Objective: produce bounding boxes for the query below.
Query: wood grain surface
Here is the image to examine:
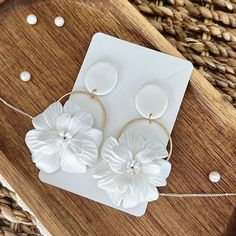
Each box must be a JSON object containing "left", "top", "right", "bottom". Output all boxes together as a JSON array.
[{"left": 0, "top": 0, "right": 236, "bottom": 235}]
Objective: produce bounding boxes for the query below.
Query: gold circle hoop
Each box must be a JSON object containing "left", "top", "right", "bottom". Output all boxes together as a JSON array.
[
  {"left": 118, "top": 116, "right": 172, "bottom": 161},
  {"left": 58, "top": 89, "right": 107, "bottom": 131}
]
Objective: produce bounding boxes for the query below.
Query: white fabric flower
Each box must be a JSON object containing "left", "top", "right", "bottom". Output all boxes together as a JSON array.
[
  {"left": 94, "top": 131, "right": 171, "bottom": 208},
  {"left": 25, "top": 100, "right": 102, "bottom": 173}
]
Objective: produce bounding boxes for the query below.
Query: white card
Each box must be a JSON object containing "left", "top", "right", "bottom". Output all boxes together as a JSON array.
[{"left": 39, "top": 33, "right": 193, "bottom": 217}]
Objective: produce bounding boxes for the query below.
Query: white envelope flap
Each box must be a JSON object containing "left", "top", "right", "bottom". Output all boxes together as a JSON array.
[{"left": 86, "top": 32, "right": 193, "bottom": 81}]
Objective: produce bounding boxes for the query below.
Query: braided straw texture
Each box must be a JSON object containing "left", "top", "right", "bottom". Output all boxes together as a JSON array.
[
  {"left": 130, "top": 0, "right": 236, "bottom": 108},
  {"left": 0, "top": 176, "right": 49, "bottom": 236}
]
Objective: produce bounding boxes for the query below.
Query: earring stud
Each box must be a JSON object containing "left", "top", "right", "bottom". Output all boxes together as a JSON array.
[
  {"left": 135, "top": 84, "right": 168, "bottom": 119},
  {"left": 84, "top": 61, "right": 118, "bottom": 96}
]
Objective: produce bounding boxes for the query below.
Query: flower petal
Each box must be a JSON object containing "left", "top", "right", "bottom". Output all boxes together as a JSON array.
[
  {"left": 145, "top": 185, "right": 159, "bottom": 202},
  {"left": 25, "top": 130, "right": 58, "bottom": 155},
  {"left": 107, "top": 191, "right": 124, "bottom": 206},
  {"left": 97, "top": 176, "right": 117, "bottom": 192},
  {"left": 63, "top": 100, "right": 81, "bottom": 115},
  {"left": 43, "top": 102, "right": 63, "bottom": 129},
  {"left": 144, "top": 139, "right": 168, "bottom": 159},
  {"left": 74, "top": 128, "right": 102, "bottom": 146},
  {"left": 101, "top": 137, "right": 119, "bottom": 161},
  {"left": 32, "top": 113, "right": 50, "bottom": 130},
  {"left": 25, "top": 130, "right": 42, "bottom": 152},
  {"left": 158, "top": 159, "right": 171, "bottom": 179},
  {"left": 67, "top": 114, "right": 82, "bottom": 136},
  {"left": 108, "top": 145, "right": 133, "bottom": 174},
  {"left": 141, "top": 162, "right": 161, "bottom": 176},
  {"left": 136, "top": 149, "right": 160, "bottom": 164},
  {"left": 122, "top": 187, "right": 140, "bottom": 208},
  {"left": 60, "top": 147, "right": 87, "bottom": 173},
  {"left": 94, "top": 162, "right": 118, "bottom": 192},
  {"left": 68, "top": 112, "right": 94, "bottom": 135},
  {"left": 32, "top": 152, "right": 41, "bottom": 163},
  {"left": 74, "top": 111, "right": 94, "bottom": 129},
  {"left": 148, "top": 176, "right": 167, "bottom": 187},
  {"left": 32, "top": 152, "right": 60, "bottom": 173},
  {"left": 36, "top": 131, "right": 59, "bottom": 154},
  {"left": 70, "top": 139, "right": 98, "bottom": 166},
  {"left": 122, "top": 176, "right": 150, "bottom": 208},
  {"left": 123, "top": 179, "right": 159, "bottom": 208},
  {"left": 129, "top": 175, "right": 146, "bottom": 201},
  {"left": 56, "top": 113, "right": 71, "bottom": 133},
  {"left": 114, "top": 174, "right": 131, "bottom": 193},
  {"left": 147, "top": 160, "right": 171, "bottom": 187},
  {"left": 93, "top": 160, "right": 112, "bottom": 178},
  {"left": 111, "top": 145, "right": 133, "bottom": 162},
  {"left": 119, "top": 132, "right": 144, "bottom": 155},
  {"left": 106, "top": 176, "right": 159, "bottom": 208}
]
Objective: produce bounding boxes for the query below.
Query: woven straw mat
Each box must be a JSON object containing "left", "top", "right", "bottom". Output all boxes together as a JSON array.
[
  {"left": 130, "top": 0, "right": 236, "bottom": 108},
  {"left": 0, "top": 181, "right": 42, "bottom": 236}
]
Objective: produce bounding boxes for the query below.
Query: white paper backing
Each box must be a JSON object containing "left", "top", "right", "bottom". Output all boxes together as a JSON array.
[{"left": 39, "top": 32, "right": 193, "bottom": 216}]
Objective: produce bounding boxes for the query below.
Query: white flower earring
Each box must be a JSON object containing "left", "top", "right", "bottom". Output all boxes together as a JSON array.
[
  {"left": 25, "top": 94, "right": 104, "bottom": 174},
  {"left": 94, "top": 84, "right": 172, "bottom": 208},
  {"left": 25, "top": 61, "right": 118, "bottom": 174}
]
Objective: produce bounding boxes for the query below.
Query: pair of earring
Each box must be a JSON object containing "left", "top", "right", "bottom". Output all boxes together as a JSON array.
[
  {"left": 25, "top": 61, "right": 172, "bottom": 208},
  {"left": 27, "top": 14, "right": 65, "bottom": 27}
]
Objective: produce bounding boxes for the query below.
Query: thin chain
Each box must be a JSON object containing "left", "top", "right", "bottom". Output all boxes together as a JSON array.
[
  {"left": 0, "top": 97, "right": 33, "bottom": 119},
  {"left": 160, "top": 193, "right": 236, "bottom": 198},
  {"left": 1, "top": 96, "right": 236, "bottom": 199}
]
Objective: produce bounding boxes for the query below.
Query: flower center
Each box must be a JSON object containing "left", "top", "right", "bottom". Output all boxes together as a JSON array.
[
  {"left": 126, "top": 160, "right": 141, "bottom": 175},
  {"left": 56, "top": 131, "right": 72, "bottom": 146}
]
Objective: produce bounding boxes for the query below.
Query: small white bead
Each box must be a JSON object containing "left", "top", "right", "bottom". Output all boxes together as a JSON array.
[
  {"left": 20, "top": 71, "right": 31, "bottom": 82},
  {"left": 54, "top": 16, "right": 64, "bottom": 27},
  {"left": 209, "top": 171, "right": 221, "bottom": 183},
  {"left": 26, "top": 14, "right": 37, "bottom": 25}
]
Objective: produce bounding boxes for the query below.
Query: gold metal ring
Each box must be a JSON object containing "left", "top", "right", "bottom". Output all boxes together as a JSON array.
[
  {"left": 118, "top": 116, "right": 172, "bottom": 161},
  {"left": 58, "top": 89, "right": 107, "bottom": 131}
]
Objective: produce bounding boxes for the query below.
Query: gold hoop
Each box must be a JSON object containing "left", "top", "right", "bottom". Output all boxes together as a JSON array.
[
  {"left": 118, "top": 115, "right": 172, "bottom": 161},
  {"left": 58, "top": 89, "right": 107, "bottom": 131}
]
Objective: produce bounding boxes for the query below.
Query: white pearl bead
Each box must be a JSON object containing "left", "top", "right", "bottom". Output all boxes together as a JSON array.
[
  {"left": 209, "top": 171, "right": 221, "bottom": 183},
  {"left": 20, "top": 71, "right": 31, "bottom": 82},
  {"left": 54, "top": 16, "right": 65, "bottom": 27},
  {"left": 26, "top": 14, "right": 37, "bottom": 25}
]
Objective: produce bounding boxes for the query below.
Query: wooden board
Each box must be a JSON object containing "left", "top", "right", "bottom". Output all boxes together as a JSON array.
[{"left": 0, "top": 0, "right": 236, "bottom": 235}]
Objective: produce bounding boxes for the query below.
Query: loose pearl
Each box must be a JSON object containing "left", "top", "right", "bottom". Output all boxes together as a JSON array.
[
  {"left": 209, "top": 171, "right": 221, "bottom": 183},
  {"left": 54, "top": 16, "right": 64, "bottom": 27},
  {"left": 20, "top": 71, "right": 31, "bottom": 82},
  {"left": 26, "top": 14, "right": 37, "bottom": 25}
]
